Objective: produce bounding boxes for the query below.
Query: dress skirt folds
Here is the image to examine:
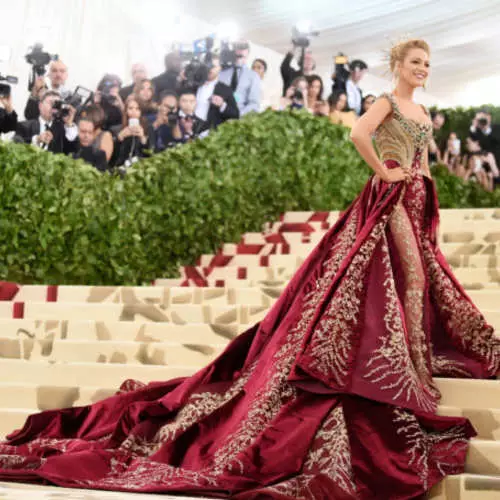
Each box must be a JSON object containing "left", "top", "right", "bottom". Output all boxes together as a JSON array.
[{"left": 0, "top": 93, "right": 498, "bottom": 499}]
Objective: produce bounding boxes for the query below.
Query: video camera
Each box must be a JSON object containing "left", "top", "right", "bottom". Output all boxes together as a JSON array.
[
  {"left": 0, "top": 73, "right": 18, "bottom": 98},
  {"left": 331, "top": 54, "right": 367, "bottom": 93},
  {"left": 52, "top": 85, "right": 93, "bottom": 122},
  {"left": 177, "top": 36, "right": 250, "bottom": 90},
  {"left": 291, "top": 23, "right": 319, "bottom": 74},
  {"left": 25, "top": 43, "right": 59, "bottom": 91}
]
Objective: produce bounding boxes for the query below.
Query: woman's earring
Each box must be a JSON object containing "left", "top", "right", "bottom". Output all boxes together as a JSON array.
[
  {"left": 422, "top": 79, "right": 427, "bottom": 90},
  {"left": 392, "top": 71, "right": 399, "bottom": 88}
]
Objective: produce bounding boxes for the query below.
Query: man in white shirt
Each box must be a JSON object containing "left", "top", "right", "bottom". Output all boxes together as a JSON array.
[
  {"left": 345, "top": 60, "right": 368, "bottom": 116},
  {"left": 16, "top": 90, "right": 77, "bottom": 154},
  {"left": 219, "top": 41, "right": 261, "bottom": 116},
  {"left": 195, "top": 57, "right": 239, "bottom": 130}
]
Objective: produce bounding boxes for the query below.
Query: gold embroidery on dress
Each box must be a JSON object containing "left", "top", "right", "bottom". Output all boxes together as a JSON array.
[
  {"left": 365, "top": 233, "right": 437, "bottom": 412},
  {"left": 265, "top": 405, "right": 356, "bottom": 498},
  {"left": 306, "top": 213, "right": 391, "bottom": 383},
  {"left": 393, "top": 407, "right": 469, "bottom": 490},
  {"left": 422, "top": 239, "right": 500, "bottom": 374}
]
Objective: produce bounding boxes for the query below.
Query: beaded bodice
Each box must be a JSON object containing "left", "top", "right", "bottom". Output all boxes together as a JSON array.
[{"left": 374, "top": 92, "right": 433, "bottom": 169}]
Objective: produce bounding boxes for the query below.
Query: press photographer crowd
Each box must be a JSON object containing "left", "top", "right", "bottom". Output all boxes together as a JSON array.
[{"left": 0, "top": 34, "right": 499, "bottom": 191}]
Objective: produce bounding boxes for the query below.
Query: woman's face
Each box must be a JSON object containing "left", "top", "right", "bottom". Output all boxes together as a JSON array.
[
  {"left": 363, "top": 96, "right": 375, "bottom": 112},
  {"left": 139, "top": 82, "right": 153, "bottom": 102},
  {"left": 398, "top": 48, "right": 430, "bottom": 89},
  {"left": 336, "top": 93, "right": 347, "bottom": 111},
  {"left": 127, "top": 100, "right": 141, "bottom": 120},
  {"left": 308, "top": 79, "right": 321, "bottom": 98}
]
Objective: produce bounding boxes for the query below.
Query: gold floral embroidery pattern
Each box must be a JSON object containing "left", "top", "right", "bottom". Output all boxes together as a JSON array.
[
  {"left": 119, "top": 361, "right": 257, "bottom": 458},
  {"left": 265, "top": 405, "right": 356, "bottom": 498},
  {"left": 365, "top": 234, "right": 437, "bottom": 412},
  {"left": 393, "top": 407, "right": 469, "bottom": 490},
  {"left": 74, "top": 208, "right": 362, "bottom": 490},
  {"left": 390, "top": 203, "right": 439, "bottom": 399},
  {"left": 210, "top": 209, "right": 361, "bottom": 474},
  {"left": 422, "top": 239, "right": 500, "bottom": 375},
  {"left": 305, "top": 213, "right": 391, "bottom": 384},
  {"left": 431, "top": 355, "right": 472, "bottom": 377}
]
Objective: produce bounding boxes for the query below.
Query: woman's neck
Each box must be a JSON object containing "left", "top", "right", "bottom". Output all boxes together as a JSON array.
[{"left": 392, "top": 81, "right": 415, "bottom": 102}]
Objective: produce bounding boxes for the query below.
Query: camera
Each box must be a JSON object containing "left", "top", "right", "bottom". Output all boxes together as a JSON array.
[
  {"left": 291, "top": 24, "right": 319, "bottom": 49},
  {"left": 0, "top": 73, "right": 18, "bottom": 98},
  {"left": 52, "top": 86, "right": 93, "bottom": 121},
  {"left": 167, "top": 108, "right": 178, "bottom": 127},
  {"left": 477, "top": 117, "right": 489, "bottom": 128},
  {"left": 25, "top": 43, "right": 58, "bottom": 91}
]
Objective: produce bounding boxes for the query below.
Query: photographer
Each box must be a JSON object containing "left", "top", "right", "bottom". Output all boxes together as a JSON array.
[
  {"left": 152, "top": 52, "right": 182, "bottom": 100},
  {"left": 0, "top": 86, "right": 17, "bottom": 134},
  {"left": 15, "top": 90, "right": 77, "bottom": 154},
  {"left": 172, "top": 89, "right": 205, "bottom": 144},
  {"left": 279, "top": 77, "right": 309, "bottom": 111},
  {"left": 72, "top": 116, "right": 108, "bottom": 172},
  {"left": 469, "top": 110, "right": 500, "bottom": 168},
  {"left": 120, "top": 63, "right": 148, "bottom": 101},
  {"left": 280, "top": 46, "right": 315, "bottom": 96},
  {"left": 112, "top": 95, "right": 153, "bottom": 168},
  {"left": 332, "top": 59, "right": 368, "bottom": 116},
  {"left": 219, "top": 41, "right": 261, "bottom": 116},
  {"left": 195, "top": 56, "right": 239, "bottom": 131},
  {"left": 79, "top": 105, "right": 114, "bottom": 163},
  {"left": 152, "top": 91, "right": 178, "bottom": 152},
  {"left": 93, "top": 74, "right": 124, "bottom": 131},
  {"left": 24, "top": 60, "right": 70, "bottom": 120}
]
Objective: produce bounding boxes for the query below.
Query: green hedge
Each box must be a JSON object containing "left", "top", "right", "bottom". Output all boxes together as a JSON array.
[{"left": 1, "top": 110, "right": 499, "bottom": 286}]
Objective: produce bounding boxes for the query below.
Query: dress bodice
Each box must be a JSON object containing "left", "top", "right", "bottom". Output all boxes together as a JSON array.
[{"left": 374, "top": 92, "right": 433, "bottom": 169}]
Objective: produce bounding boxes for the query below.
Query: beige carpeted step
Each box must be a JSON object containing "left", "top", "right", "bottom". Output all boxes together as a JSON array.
[
  {"left": 0, "top": 302, "right": 271, "bottom": 324},
  {"left": 0, "top": 481, "right": 206, "bottom": 499},
  {"left": 429, "top": 473, "right": 500, "bottom": 499},
  {"left": 12, "top": 285, "right": 281, "bottom": 306},
  {"left": 0, "top": 319, "right": 241, "bottom": 343}
]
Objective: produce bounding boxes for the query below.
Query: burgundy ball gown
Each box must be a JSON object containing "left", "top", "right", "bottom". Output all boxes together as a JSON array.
[{"left": 0, "top": 92, "right": 499, "bottom": 499}]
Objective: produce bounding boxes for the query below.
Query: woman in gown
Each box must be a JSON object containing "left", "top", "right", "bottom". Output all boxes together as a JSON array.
[{"left": 0, "top": 38, "right": 499, "bottom": 499}]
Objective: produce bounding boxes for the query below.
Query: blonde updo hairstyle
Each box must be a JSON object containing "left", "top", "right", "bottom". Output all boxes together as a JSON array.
[{"left": 389, "top": 38, "right": 430, "bottom": 74}]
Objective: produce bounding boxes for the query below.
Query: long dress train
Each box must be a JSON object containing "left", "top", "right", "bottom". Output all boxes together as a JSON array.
[{"left": 0, "top": 92, "right": 498, "bottom": 499}]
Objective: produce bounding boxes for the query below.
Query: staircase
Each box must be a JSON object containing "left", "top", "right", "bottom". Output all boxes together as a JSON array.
[{"left": 0, "top": 208, "right": 499, "bottom": 499}]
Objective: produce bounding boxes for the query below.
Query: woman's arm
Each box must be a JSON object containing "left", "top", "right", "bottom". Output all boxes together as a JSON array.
[
  {"left": 100, "top": 131, "right": 114, "bottom": 162},
  {"left": 350, "top": 97, "right": 392, "bottom": 180}
]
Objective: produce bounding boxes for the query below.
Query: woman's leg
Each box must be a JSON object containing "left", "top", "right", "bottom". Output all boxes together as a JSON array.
[{"left": 388, "top": 203, "right": 439, "bottom": 396}]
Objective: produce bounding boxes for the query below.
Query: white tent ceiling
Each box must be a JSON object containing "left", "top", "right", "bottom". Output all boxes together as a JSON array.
[{"left": 183, "top": 0, "right": 500, "bottom": 106}]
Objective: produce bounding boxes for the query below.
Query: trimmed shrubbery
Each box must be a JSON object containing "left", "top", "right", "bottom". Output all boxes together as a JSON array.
[{"left": 1, "top": 109, "right": 498, "bottom": 285}]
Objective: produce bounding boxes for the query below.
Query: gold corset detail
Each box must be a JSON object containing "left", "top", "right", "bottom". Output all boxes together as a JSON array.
[{"left": 374, "top": 92, "right": 433, "bottom": 168}]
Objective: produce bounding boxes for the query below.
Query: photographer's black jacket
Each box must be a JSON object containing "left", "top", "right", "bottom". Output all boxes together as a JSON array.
[
  {"left": 280, "top": 52, "right": 302, "bottom": 97},
  {"left": 0, "top": 108, "right": 17, "bottom": 134},
  {"left": 151, "top": 70, "right": 180, "bottom": 101},
  {"left": 203, "top": 82, "right": 239, "bottom": 131},
  {"left": 72, "top": 145, "right": 108, "bottom": 173},
  {"left": 15, "top": 119, "right": 75, "bottom": 154},
  {"left": 469, "top": 125, "right": 500, "bottom": 166}
]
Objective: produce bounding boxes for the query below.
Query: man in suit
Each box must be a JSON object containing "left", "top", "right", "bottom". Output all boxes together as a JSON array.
[
  {"left": 16, "top": 90, "right": 78, "bottom": 154},
  {"left": 218, "top": 41, "right": 261, "bottom": 116},
  {"left": 72, "top": 116, "right": 108, "bottom": 172},
  {"left": 195, "top": 56, "right": 239, "bottom": 132},
  {"left": 152, "top": 52, "right": 182, "bottom": 101},
  {"left": 120, "top": 63, "right": 148, "bottom": 101},
  {"left": 172, "top": 89, "right": 206, "bottom": 144},
  {"left": 24, "top": 60, "right": 71, "bottom": 120},
  {"left": 0, "top": 88, "right": 18, "bottom": 134}
]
